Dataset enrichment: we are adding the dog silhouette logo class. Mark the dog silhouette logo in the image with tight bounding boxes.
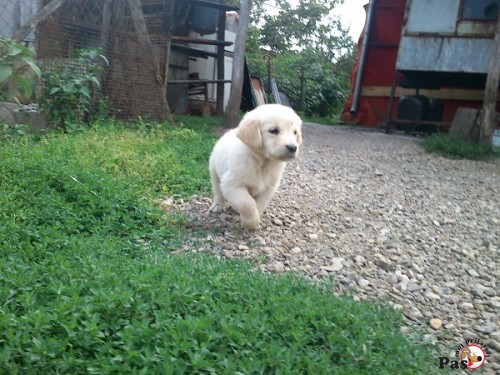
[459,344,486,370]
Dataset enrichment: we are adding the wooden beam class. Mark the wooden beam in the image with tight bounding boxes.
[479,13,500,146]
[186,0,239,12]
[171,35,233,47]
[216,0,226,115]
[225,0,252,128]
[12,0,72,42]
[362,86,500,101]
[168,79,232,84]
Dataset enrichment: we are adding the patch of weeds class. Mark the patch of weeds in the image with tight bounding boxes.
[1,254,440,374]
[423,134,499,160]
[173,114,225,133]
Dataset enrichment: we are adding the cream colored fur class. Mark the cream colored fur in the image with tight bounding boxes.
[209,104,303,230]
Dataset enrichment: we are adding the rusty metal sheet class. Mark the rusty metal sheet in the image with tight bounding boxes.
[396,36,493,73]
[406,0,460,34]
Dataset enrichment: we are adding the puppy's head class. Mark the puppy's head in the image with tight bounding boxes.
[236,104,303,160]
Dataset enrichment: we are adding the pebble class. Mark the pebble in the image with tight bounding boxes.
[430,318,442,330]
[358,278,370,288]
[425,292,441,301]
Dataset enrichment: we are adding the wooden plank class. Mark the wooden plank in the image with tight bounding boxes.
[362,86,500,101]
[171,44,219,58]
[168,80,232,84]
[186,0,239,12]
[171,36,233,47]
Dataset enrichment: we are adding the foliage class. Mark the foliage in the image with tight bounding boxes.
[0,118,438,373]
[242,0,356,118]
[423,134,500,160]
[38,48,108,129]
[0,38,41,100]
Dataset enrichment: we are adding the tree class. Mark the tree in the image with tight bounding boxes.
[244,0,355,117]
[226,0,355,117]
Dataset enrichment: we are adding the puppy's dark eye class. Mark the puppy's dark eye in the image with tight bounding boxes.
[269,128,280,134]
[294,130,298,135]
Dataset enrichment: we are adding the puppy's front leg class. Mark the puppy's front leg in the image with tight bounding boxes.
[221,186,260,230]
[255,182,280,214]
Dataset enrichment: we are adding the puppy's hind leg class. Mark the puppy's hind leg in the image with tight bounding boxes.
[208,167,226,213]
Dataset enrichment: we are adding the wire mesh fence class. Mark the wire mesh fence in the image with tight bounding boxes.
[0,0,182,123]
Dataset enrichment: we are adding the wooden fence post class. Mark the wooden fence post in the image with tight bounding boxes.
[479,13,500,146]
[225,0,252,128]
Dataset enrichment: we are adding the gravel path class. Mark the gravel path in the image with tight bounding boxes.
[165,123,499,371]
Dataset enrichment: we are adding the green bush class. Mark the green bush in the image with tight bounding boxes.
[38,49,107,129]
[0,38,41,101]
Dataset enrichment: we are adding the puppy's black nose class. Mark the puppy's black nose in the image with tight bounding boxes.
[286,144,297,153]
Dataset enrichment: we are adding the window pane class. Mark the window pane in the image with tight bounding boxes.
[461,0,499,20]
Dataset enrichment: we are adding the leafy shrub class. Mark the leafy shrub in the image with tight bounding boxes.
[0,38,41,101]
[38,48,108,129]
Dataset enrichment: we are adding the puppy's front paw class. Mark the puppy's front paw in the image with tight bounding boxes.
[209,202,225,213]
[240,210,260,230]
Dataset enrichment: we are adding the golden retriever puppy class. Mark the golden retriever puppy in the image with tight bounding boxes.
[209,104,303,230]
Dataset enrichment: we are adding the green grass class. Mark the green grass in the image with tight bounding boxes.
[0,118,439,373]
[423,134,500,160]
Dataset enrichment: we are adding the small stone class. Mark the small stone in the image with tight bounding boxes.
[160,197,174,208]
[399,281,408,292]
[273,219,283,226]
[358,278,370,288]
[430,318,442,330]
[340,277,352,285]
[467,269,480,277]
[488,339,500,352]
[309,233,319,240]
[459,302,474,311]
[320,258,344,272]
[484,287,496,297]
[409,306,423,319]
[291,246,302,254]
[387,273,398,285]
[474,322,496,335]
[270,261,286,273]
[221,250,235,258]
[425,292,441,301]
[374,254,394,271]
[238,244,249,251]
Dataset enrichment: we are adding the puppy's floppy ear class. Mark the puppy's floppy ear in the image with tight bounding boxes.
[297,127,303,145]
[236,116,262,149]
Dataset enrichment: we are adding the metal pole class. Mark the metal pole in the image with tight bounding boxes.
[350,0,377,114]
